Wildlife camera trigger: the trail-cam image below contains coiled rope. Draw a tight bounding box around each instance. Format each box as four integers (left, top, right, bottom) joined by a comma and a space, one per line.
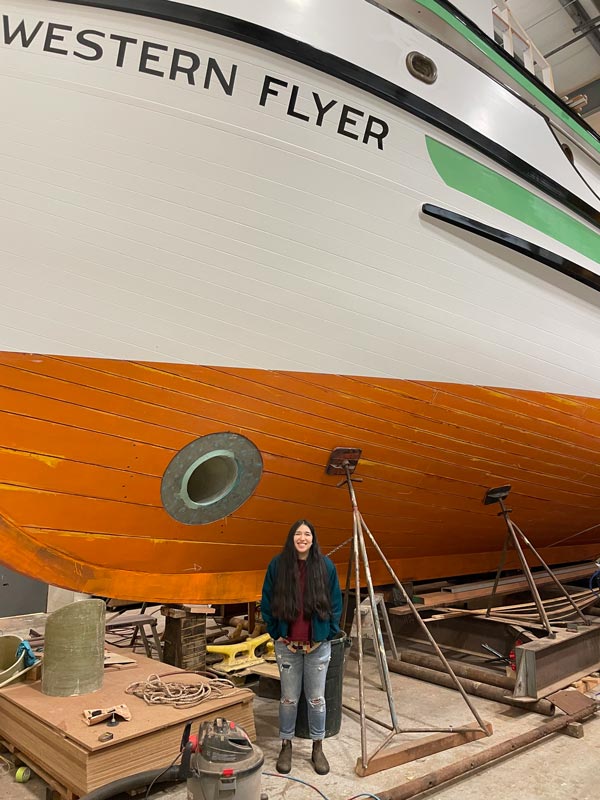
125, 672, 237, 709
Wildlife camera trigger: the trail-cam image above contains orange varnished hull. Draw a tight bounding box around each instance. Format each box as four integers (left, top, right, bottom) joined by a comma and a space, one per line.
2, 352, 600, 602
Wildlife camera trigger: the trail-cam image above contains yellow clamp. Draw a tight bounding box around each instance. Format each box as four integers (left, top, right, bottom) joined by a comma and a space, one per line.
207, 632, 272, 671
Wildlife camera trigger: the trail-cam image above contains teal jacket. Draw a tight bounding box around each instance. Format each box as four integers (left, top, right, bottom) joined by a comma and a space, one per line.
261, 555, 342, 642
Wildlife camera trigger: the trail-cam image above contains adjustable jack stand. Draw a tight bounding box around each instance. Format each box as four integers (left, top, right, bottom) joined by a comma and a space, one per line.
484, 485, 590, 636
327, 448, 491, 777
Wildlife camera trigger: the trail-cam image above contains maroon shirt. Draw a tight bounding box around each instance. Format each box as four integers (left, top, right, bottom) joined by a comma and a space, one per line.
288, 560, 311, 642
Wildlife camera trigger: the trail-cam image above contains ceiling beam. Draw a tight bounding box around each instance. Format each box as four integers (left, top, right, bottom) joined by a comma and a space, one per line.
557, 0, 600, 57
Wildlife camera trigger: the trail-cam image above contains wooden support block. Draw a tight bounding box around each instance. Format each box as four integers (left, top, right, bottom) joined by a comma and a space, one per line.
187, 605, 215, 615
162, 610, 207, 672
161, 606, 187, 619
25, 662, 43, 682
355, 722, 493, 777
564, 722, 584, 739
161, 605, 215, 618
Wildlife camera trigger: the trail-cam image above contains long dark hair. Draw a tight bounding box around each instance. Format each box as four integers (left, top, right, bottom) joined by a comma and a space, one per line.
271, 519, 332, 622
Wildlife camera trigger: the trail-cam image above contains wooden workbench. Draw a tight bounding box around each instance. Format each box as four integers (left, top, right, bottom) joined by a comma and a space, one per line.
0, 648, 255, 798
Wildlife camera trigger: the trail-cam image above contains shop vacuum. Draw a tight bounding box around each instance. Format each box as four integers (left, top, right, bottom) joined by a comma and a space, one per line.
186, 717, 268, 800
78, 718, 268, 800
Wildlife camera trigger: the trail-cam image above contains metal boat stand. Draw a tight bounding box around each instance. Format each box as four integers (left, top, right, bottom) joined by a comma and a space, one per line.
479, 486, 600, 701
386, 487, 600, 705
484, 485, 590, 636
348, 592, 397, 691
326, 448, 492, 778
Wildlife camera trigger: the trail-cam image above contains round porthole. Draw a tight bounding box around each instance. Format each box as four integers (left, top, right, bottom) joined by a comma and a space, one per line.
560, 142, 575, 165
161, 432, 263, 524
406, 51, 438, 84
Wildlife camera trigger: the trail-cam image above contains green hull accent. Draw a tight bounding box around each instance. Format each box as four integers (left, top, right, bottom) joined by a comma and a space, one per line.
414, 0, 600, 156
426, 137, 600, 265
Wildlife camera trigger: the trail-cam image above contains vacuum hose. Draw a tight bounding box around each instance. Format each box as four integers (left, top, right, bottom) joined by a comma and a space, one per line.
76, 765, 182, 800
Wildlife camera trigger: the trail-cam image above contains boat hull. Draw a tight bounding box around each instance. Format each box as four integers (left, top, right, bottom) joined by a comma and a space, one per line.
2, 352, 600, 602
1, 1, 600, 600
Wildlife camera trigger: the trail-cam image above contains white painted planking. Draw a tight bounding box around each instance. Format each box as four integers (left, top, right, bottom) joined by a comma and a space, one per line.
0, 1, 599, 394
164, 0, 600, 206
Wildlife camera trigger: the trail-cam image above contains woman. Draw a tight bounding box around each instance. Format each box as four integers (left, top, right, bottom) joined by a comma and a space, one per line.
261, 519, 342, 776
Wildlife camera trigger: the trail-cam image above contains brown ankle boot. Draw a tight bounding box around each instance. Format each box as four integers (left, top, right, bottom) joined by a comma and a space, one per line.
276, 739, 292, 774
311, 739, 330, 775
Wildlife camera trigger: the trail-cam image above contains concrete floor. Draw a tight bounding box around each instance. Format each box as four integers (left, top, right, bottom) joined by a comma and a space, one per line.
2, 650, 600, 800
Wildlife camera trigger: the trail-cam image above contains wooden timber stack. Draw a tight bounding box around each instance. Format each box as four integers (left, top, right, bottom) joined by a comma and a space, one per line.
161, 604, 214, 672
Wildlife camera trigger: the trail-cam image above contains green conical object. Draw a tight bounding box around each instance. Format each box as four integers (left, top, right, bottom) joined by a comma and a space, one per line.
42, 599, 105, 696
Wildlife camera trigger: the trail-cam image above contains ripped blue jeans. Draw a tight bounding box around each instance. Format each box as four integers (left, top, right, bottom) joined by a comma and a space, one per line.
275, 640, 331, 741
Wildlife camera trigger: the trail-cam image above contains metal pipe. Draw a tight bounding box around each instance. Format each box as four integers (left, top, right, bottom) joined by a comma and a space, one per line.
344, 703, 477, 735
361, 515, 490, 734
503, 512, 554, 637
343, 702, 394, 731
486, 529, 510, 617
512, 521, 590, 625
387, 658, 555, 716
381, 593, 399, 661
352, 507, 368, 769
341, 539, 354, 632
376, 706, 596, 800
544, 24, 600, 58
495, 498, 554, 636
353, 508, 400, 731
399, 650, 515, 690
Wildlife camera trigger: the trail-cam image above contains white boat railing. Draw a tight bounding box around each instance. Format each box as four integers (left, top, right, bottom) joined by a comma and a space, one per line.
492, 0, 555, 91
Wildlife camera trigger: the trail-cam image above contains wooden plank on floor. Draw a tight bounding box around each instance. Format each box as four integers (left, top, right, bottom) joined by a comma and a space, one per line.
247, 663, 280, 680
355, 722, 493, 777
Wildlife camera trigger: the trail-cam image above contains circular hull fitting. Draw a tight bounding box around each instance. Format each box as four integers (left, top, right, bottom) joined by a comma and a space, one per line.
161, 432, 263, 525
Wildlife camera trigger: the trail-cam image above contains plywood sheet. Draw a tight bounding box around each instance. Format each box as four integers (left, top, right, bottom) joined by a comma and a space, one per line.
0, 648, 253, 751
0, 649, 256, 795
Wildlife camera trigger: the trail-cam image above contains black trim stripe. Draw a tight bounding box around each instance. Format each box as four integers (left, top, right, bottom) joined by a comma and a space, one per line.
547, 123, 600, 206
51, 0, 600, 232
422, 203, 600, 294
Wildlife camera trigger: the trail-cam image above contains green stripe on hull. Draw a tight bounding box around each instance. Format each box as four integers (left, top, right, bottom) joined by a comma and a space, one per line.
426, 136, 600, 265
414, 0, 600, 157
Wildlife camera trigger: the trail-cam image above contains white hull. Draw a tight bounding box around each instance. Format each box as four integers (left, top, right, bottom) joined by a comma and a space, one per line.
0, 0, 599, 394
1, 0, 600, 602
